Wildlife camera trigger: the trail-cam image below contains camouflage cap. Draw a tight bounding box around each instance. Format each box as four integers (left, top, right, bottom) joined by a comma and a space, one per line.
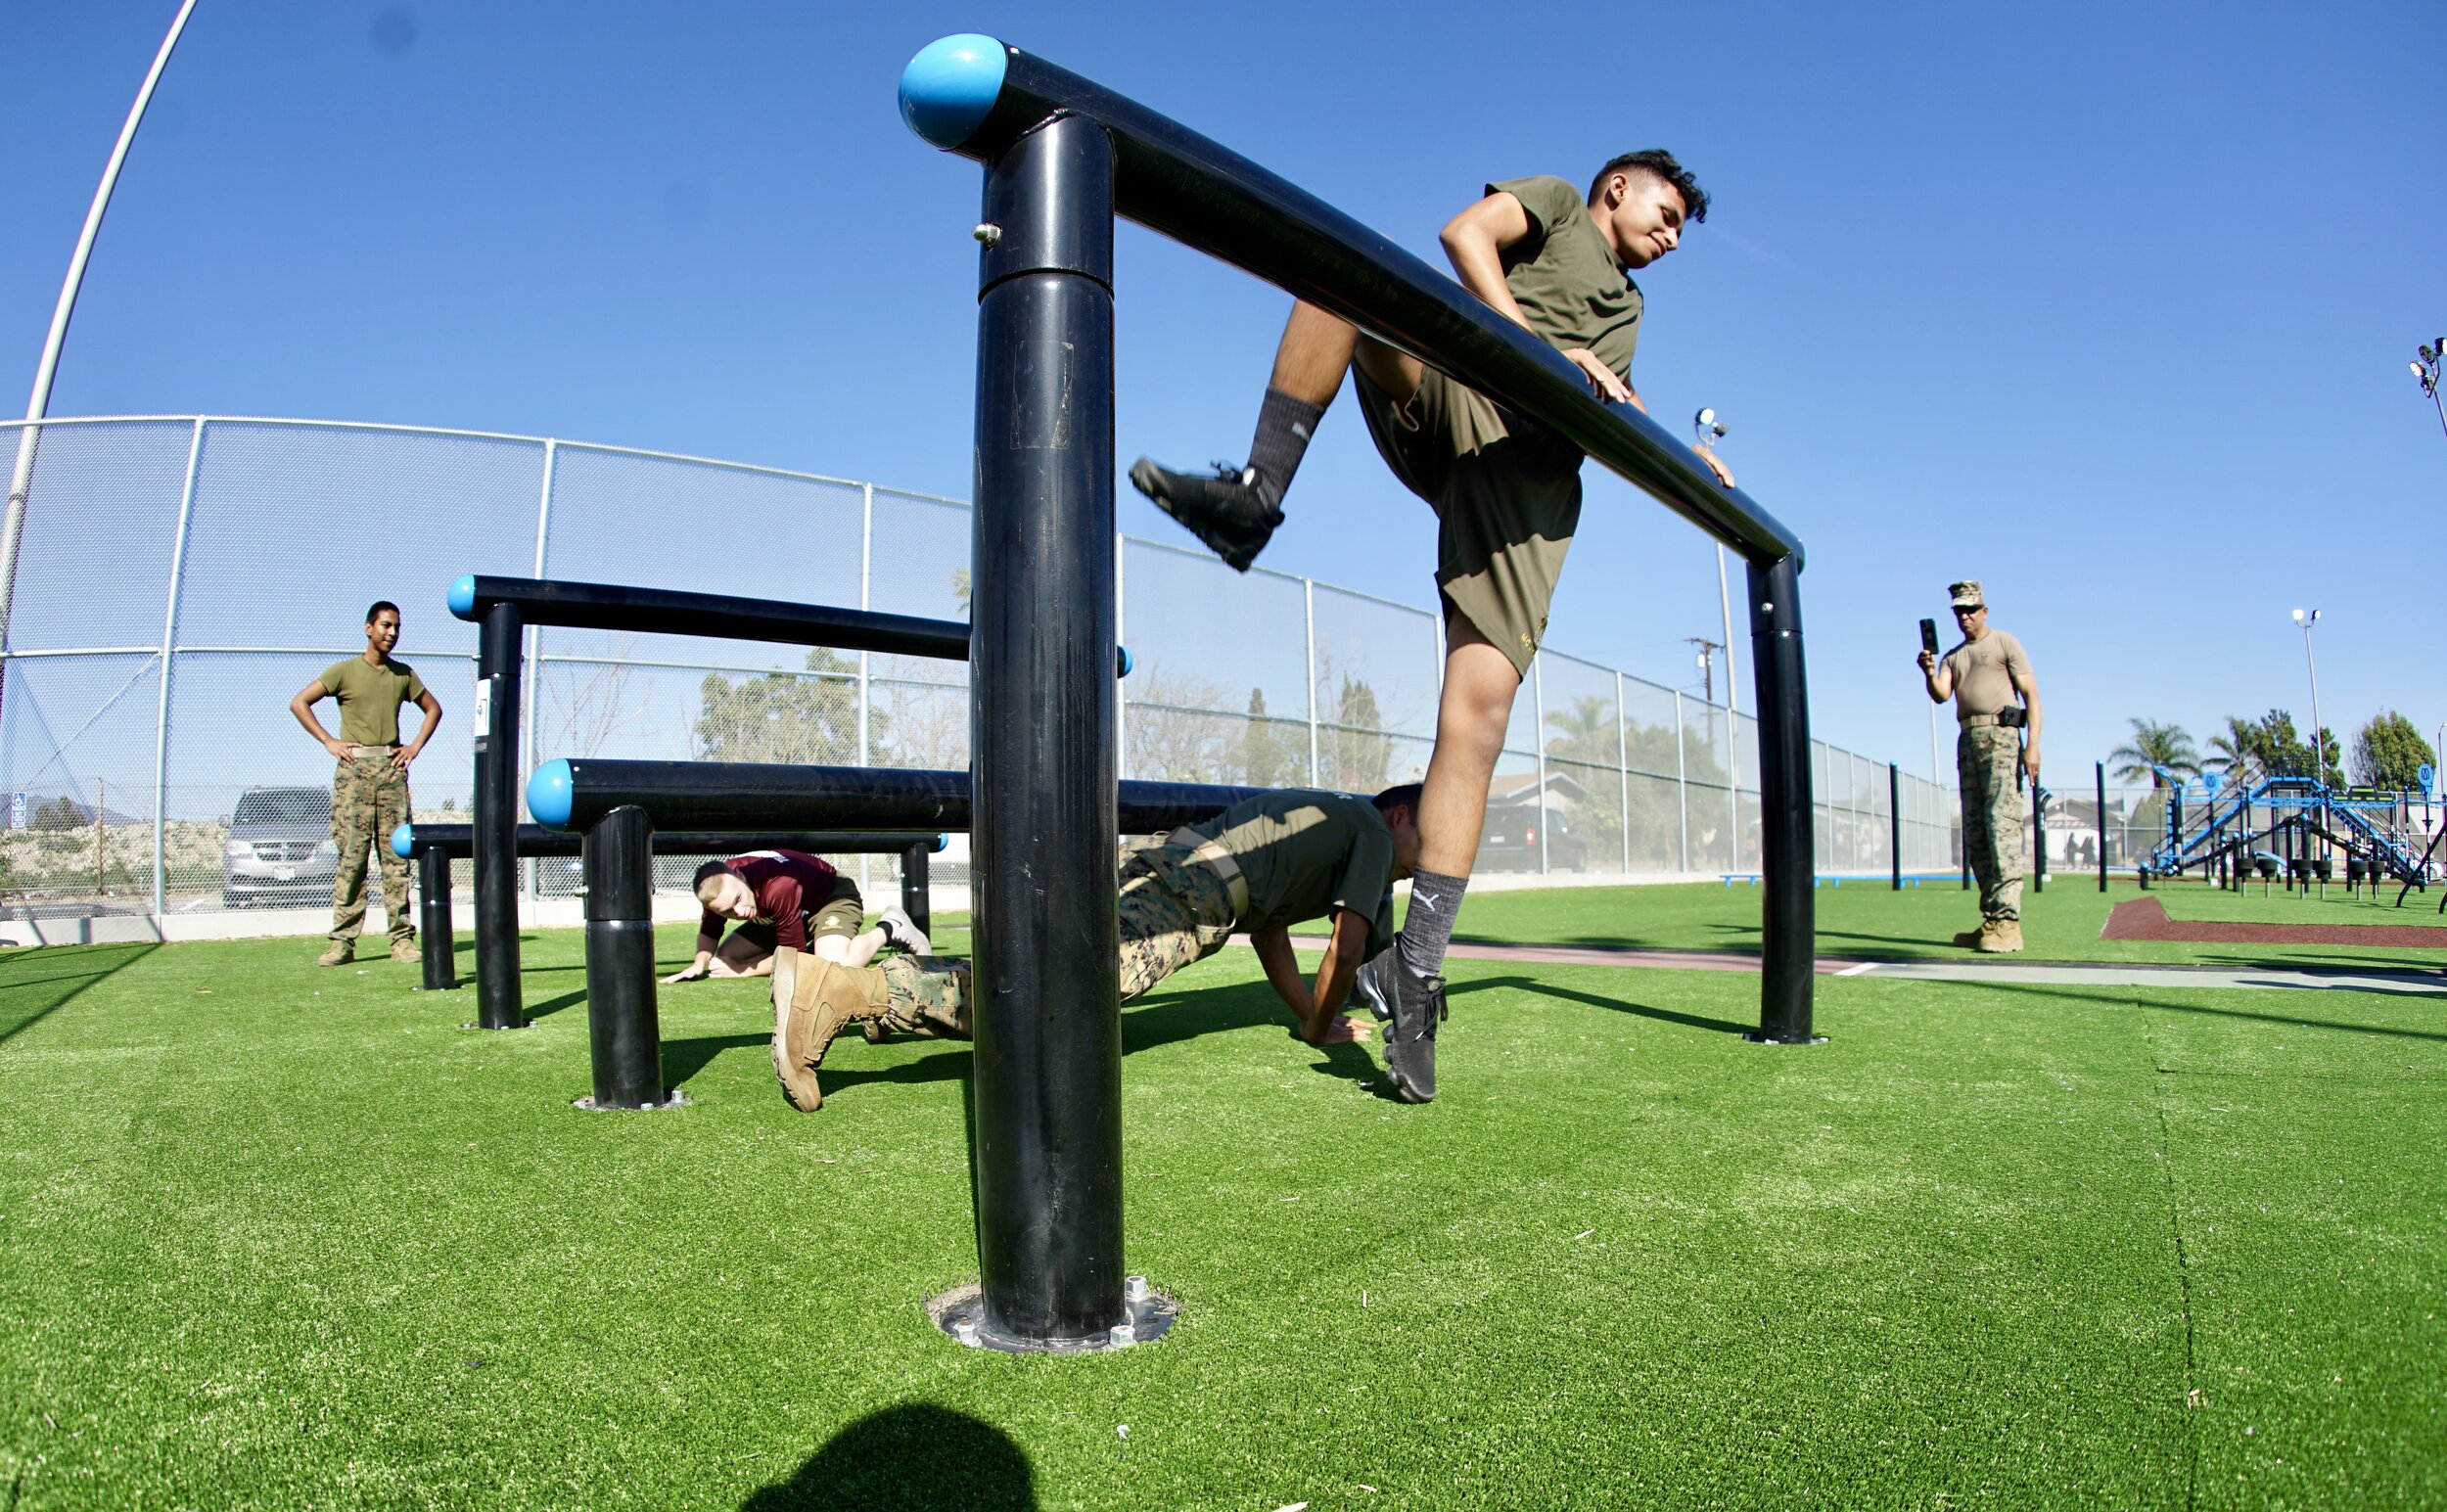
1947, 580, 1984, 608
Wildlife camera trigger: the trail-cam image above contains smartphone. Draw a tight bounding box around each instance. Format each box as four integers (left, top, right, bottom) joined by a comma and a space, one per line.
1918, 618, 1940, 657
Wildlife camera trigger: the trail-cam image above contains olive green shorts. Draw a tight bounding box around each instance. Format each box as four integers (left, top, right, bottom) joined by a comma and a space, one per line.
1353, 360, 1584, 679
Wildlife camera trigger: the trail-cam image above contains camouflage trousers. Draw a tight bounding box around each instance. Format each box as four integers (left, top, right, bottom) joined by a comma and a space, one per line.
1958, 724, 2025, 922
874, 842, 1242, 1031
331, 755, 412, 943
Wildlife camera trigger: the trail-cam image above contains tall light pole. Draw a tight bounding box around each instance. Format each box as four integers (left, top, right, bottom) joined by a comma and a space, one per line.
1694, 409, 1737, 841
2293, 607, 2325, 860
0, 0, 202, 725
2414, 341, 2446, 439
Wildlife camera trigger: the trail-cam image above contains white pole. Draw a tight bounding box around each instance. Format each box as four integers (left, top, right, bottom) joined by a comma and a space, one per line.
0, 0, 202, 693
1531, 658, 1548, 873
1717, 542, 1738, 862
1303, 577, 1319, 786
522, 438, 554, 903
857, 481, 873, 893
150, 418, 206, 919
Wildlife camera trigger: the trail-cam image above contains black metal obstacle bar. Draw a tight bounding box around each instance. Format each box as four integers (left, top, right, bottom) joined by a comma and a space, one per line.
897, 32, 1819, 1352
445, 571, 1131, 1032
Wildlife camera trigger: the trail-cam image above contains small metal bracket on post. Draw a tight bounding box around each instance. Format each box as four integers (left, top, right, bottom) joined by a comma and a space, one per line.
928, 1275, 1177, 1354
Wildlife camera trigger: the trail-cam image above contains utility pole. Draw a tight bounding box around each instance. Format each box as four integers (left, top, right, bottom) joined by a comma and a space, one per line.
1685, 637, 1722, 708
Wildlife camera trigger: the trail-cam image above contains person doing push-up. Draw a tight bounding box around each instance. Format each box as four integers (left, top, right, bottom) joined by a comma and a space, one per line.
1129, 153, 1736, 1101
765, 785, 1425, 1112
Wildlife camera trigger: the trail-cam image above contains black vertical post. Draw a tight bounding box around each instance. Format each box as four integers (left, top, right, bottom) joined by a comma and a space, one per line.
2095, 761, 2108, 893
1888, 762, 1902, 891
580, 804, 665, 1109
472, 602, 527, 1029
968, 114, 1125, 1345
1744, 554, 1817, 1044
2032, 779, 2047, 893
902, 840, 932, 939
417, 844, 455, 990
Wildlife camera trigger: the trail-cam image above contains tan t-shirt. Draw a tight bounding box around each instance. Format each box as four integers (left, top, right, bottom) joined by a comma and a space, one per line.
320, 656, 427, 746
1186, 790, 1397, 948
1943, 630, 2031, 722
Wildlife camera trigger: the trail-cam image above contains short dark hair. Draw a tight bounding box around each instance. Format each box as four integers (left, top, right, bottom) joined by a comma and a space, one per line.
1372, 782, 1424, 817
365, 600, 400, 624
1589, 150, 1709, 223
692, 859, 739, 893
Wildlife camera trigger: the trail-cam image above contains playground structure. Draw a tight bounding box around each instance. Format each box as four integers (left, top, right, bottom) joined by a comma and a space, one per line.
2138, 759, 2436, 899
884, 35, 1818, 1351
389, 820, 943, 989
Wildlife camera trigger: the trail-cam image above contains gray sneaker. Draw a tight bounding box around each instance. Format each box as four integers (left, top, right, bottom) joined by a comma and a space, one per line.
1358, 939, 1444, 1103
871, 902, 930, 957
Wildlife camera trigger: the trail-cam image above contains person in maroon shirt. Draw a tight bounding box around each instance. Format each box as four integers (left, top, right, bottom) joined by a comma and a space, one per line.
663, 848, 925, 983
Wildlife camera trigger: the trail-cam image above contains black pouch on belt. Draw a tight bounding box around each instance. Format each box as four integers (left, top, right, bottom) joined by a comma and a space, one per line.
1996, 707, 2026, 729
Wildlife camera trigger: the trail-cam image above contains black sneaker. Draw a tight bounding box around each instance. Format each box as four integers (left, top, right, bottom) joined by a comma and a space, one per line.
1364, 941, 1445, 1104
1128, 457, 1283, 573
1350, 945, 1398, 1023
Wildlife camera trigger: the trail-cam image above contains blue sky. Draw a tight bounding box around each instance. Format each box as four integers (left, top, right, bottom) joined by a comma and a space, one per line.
5, 0, 2443, 790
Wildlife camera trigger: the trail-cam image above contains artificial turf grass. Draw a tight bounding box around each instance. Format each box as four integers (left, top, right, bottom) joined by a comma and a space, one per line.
0, 919, 2440, 1508
1445, 877, 2447, 971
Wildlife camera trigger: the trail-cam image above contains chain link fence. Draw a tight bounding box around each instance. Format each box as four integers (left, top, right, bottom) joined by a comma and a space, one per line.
0, 417, 1959, 922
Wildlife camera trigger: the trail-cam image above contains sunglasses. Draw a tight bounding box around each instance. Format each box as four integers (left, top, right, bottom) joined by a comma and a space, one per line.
1952, 605, 1985, 616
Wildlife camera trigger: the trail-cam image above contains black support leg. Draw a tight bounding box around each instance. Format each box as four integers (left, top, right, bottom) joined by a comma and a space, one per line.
902, 841, 931, 939
966, 114, 1127, 1348
472, 603, 527, 1029
580, 804, 669, 1110
417, 844, 455, 991
1744, 554, 1819, 1044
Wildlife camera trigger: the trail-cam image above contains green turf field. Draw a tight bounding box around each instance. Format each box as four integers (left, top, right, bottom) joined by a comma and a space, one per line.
1451, 876, 2447, 970
0, 895, 2439, 1509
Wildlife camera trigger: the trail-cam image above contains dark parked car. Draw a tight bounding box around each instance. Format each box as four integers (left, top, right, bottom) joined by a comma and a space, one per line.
1477, 800, 1590, 873
221, 786, 356, 908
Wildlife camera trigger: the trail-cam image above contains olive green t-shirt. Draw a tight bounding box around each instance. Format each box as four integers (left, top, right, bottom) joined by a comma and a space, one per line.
1942, 630, 2032, 722
1489, 175, 1643, 380
1187, 790, 1397, 947
320, 656, 427, 747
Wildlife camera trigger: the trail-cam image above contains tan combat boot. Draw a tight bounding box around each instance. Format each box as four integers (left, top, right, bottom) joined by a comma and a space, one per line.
390, 937, 419, 964
769, 948, 891, 1112
1952, 925, 1988, 949
1975, 918, 2024, 953
317, 940, 353, 967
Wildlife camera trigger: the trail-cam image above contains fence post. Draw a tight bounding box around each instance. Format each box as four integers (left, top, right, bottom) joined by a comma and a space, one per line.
1745, 554, 1817, 1044
857, 480, 874, 894
966, 112, 1125, 1348
1889, 761, 1901, 891
522, 437, 555, 906
1674, 687, 1688, 872
1303, 575, 1319, 786
150, 418, 205, 918
1617, 670, 1632, 875
1114, 530, 1128, 780
2096, 761, 2108, 893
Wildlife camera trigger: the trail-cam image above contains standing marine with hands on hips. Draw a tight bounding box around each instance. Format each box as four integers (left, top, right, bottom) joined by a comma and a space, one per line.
1918, 581, 2041, 953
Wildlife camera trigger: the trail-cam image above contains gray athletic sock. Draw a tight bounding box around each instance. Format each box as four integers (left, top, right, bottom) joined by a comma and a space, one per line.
1399, 867, 1467, 979
1246, 388, 1325, 511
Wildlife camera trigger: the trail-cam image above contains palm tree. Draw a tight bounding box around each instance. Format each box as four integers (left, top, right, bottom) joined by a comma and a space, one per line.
2108, 717, 2198, 788
2203, 714, 2258, 774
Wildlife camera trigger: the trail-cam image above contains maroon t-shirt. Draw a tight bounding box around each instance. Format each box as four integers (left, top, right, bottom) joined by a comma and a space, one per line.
700, 848, 839, 950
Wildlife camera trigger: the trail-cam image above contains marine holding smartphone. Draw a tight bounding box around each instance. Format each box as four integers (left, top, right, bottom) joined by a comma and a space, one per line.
1917, 580, 2042, 953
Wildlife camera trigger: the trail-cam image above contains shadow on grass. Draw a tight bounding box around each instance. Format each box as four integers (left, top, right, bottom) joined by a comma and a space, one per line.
1937, 978, 2447, 1046
663, 1031, 774, 1088
742, 1402, 1034, 1510
0, 941, 160, 1047
1449, 972, 1752, 1037
525, 987, 587, 1020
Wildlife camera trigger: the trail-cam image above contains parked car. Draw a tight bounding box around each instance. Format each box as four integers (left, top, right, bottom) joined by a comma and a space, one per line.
1477, 800, 1590, 873
221, 786, 352, 908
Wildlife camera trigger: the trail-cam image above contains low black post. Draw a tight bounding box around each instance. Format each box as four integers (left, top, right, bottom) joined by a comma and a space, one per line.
1888, 761, 1901, 892
902, 840, 932, 939
967, 112, 1127, 1346
472, 601, 527, 1029
1744, 553, 1818, 1044
416, 844, 455, 990
579, 804, 668, 1110
2095, 761, 2108, 893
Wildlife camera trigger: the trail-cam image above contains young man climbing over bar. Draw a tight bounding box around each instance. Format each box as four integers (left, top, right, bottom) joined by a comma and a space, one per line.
1129, 153, 1736, 1101
764, 785, 1425, 1113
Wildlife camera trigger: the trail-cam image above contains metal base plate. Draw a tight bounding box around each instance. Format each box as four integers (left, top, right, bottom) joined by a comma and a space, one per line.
927, 1280, 1178, 1354
1743, 1031, 1829, 1045
462, 1020, 531, 1030
571, 1088, 691, 1112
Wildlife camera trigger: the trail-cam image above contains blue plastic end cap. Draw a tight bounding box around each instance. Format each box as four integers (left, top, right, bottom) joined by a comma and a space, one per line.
391, 822, 416, 858
1118, 645, 1134, 678
447, 573, 478, 619
529, 758, 575, 830
933, 833, 950, 852
900, 34, 1005, 149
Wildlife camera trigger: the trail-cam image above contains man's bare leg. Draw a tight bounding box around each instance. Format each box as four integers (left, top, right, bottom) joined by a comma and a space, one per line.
1129, 300, 1371, 572
1415, 611, 1520, 879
